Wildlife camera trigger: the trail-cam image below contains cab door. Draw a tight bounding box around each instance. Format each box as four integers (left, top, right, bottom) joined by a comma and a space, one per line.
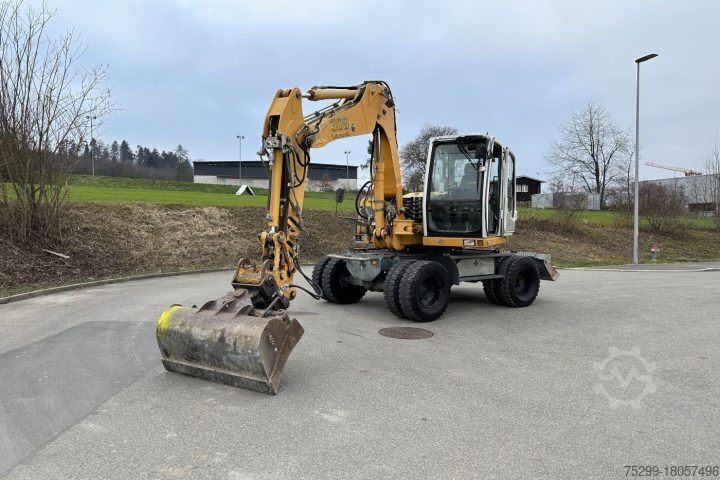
500, 148, 517, 235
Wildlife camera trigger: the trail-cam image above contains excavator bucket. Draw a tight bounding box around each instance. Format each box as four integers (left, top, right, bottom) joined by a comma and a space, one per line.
155, 289, 304, 394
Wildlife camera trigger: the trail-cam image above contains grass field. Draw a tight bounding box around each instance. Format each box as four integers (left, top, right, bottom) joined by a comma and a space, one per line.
64, 175, 354, 210
519, 206, 717, 229
7, 175, 718, 226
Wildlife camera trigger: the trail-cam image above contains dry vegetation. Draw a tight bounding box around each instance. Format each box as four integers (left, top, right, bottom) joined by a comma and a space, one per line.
3, 203, 719, 296
0, 204, 354, 295
510, 216, 720, 267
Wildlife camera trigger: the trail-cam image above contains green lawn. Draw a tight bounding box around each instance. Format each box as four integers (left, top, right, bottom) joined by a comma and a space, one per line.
519, 207, 618, 224
63, 175, 354, 210
68, 175, 245, 194
519, 207, 716, 229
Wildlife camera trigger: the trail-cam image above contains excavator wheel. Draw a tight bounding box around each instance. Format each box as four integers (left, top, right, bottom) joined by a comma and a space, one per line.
383, 260, 415, 318
398, 260, 451, 322
311, 256, 331, 299
482, 256, 512, 306
482, 280, 503, 305
498, 256, 541, 308
321, 258, 367, 304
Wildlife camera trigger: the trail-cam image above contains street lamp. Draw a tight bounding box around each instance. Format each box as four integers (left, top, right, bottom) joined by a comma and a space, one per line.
86, 115, 97, 176
633, 53, 658, 264
344, 150, 351, 188
236, 134, 245, 186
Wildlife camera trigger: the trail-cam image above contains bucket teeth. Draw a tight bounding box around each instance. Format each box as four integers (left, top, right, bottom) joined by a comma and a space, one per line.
156, 290, 304, 394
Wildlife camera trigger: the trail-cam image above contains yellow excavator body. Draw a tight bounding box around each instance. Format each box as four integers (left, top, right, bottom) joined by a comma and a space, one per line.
156, 81, 557, 394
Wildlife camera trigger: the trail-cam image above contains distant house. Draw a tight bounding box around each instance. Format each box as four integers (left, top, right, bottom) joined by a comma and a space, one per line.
193, 160, 358, 191
516, 176, 543, 203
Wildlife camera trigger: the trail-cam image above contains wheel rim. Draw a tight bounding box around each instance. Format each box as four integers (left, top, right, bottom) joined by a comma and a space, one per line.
419, 275, 443, 309
515, 269, 534, 299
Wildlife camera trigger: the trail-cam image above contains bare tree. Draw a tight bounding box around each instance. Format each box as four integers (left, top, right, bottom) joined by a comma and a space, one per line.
639, 182, 686, 232
546, 102, 631, 209
0, 1, 112, 243
549, 171, 585, 225
400, 123, 457, 191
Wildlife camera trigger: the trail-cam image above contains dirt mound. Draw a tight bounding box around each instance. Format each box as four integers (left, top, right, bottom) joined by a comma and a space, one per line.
0, 204, 354, 291
2, 205, 719, 294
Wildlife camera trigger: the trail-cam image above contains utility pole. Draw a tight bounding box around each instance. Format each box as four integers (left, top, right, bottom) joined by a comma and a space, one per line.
633, 53, 658, 264
236, 134, 245, 186
344, 150, 351, 188
86, 115, 97, 176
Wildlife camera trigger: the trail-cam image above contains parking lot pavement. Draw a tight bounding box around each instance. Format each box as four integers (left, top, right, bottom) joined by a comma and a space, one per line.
1, 268, 719, 479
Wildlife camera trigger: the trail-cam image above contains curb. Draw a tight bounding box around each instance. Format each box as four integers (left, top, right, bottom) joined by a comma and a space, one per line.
0, 267, 235, 305
559, 266, 720, 273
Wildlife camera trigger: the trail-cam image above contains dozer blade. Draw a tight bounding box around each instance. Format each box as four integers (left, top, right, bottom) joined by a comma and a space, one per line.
155, 289, 304, 394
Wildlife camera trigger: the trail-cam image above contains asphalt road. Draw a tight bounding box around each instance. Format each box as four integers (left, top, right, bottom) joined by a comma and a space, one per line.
1, 266, 719, 479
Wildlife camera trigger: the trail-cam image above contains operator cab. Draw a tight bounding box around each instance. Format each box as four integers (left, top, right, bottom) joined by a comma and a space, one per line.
423, 134, 516, 239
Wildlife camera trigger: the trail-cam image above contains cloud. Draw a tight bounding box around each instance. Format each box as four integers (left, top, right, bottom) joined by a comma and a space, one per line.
35, 0, 720, 179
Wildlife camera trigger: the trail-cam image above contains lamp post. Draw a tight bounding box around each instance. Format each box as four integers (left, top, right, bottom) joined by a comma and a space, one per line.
344, 150, 351, 188
86, 115, 97, 176
236, 134, 244, 186
633, 53, 658, 264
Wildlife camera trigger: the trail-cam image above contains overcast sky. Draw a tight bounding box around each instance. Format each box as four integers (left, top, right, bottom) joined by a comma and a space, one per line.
40, 0, 720, 181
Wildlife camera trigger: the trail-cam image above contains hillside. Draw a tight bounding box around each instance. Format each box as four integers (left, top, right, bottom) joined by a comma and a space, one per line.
0, 204, 355, 296
2, 201, 719, 297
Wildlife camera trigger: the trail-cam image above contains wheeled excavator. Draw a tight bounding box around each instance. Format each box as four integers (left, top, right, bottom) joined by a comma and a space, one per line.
156, 81, 558, 394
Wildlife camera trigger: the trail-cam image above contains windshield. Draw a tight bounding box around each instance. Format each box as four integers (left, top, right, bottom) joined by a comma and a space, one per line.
429, 143, 483, 201
426, 141, 486, 235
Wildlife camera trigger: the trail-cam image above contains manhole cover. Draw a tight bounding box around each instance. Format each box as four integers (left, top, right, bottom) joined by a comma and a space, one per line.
378, 327, 434, 340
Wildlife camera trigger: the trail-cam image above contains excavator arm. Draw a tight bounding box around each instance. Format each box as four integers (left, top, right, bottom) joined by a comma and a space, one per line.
233, 81, 418, 310
155, 81, 419, 394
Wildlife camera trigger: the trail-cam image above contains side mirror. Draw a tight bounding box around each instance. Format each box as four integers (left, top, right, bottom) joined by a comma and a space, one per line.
335, 188, 345, 204
475, 143, 488, 160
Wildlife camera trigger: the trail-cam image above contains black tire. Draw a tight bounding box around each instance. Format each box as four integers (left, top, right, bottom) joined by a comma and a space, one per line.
499, 256, 540, 308
482, 280, 503, 305
383, 260, 415, 318
482, 256, 512, 306
311, 256, 331, 299
321, 258, 367, 304
398, 260, 451, 322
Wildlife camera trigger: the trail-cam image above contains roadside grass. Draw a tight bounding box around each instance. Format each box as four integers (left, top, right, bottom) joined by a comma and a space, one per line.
519, 207, 717, 229
2, 201, 719, 296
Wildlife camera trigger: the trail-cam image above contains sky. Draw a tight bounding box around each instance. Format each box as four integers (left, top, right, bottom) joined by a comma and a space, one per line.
37, 0, 720, 183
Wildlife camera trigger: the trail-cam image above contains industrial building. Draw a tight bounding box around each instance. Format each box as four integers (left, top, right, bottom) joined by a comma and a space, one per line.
643, 174, 719, 213
193, 160, 358, 191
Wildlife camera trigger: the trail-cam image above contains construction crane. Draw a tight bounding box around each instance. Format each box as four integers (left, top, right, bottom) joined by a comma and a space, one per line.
645, 162, 702, 176
155, 81, 558, 394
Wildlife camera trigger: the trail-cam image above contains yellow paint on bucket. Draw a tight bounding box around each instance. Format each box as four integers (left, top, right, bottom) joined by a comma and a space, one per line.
156, 304, 182, 335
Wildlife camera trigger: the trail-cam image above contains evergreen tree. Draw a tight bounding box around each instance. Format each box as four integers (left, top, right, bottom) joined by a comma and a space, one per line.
110, 140, 119, 162
119, 140, 133, 163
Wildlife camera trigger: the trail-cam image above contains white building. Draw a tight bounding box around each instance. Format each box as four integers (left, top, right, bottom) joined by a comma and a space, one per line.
643, 174, 719, 212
